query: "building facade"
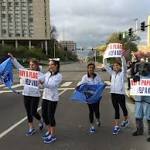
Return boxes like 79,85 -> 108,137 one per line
0,0 -> 50,53
59,41 -> 76,52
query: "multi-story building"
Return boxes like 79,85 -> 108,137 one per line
59,41 -> 76,52
0,0 -> 50,53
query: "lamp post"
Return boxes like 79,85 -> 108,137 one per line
53,40 -> 56,58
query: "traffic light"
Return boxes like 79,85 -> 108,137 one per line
119,33 -> 122,40
141,21 -> 145,31
128,28 -> 133,36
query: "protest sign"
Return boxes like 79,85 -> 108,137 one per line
104,43 -> 123,58
130,79 -> 150,96
19,69 -> 39,88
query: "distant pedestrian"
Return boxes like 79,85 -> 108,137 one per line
77,62 -> 104,133
103,56 -> 129,135
127,61 -> 132,90
39,59 -> 62,144
8,53 -> 44,136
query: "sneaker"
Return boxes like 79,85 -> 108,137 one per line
38,122 -> 44,130
112,126 -> 120,135
25,128 -> 36,136
42,131 -> 50,140
96,120 -> 101,127
89,127 -> 96,133
44,136 -> 56,144
121,120 -> 129,128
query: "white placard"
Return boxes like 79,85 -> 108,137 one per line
130,79 -> 150,96
104,43 -> 123,58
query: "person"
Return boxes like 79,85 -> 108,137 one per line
39,59 -> 62,144
77,62 -> 104,133
132,63 -> 150,142
103,56 -> 129,135
8,53 -> 44,136
127,61 -> 132,90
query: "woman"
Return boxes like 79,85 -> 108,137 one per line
8,53 -> 43,136
78,62 -> 104,133
103,56 -> 129,135
132,63 -> 150,142
39,59 -> 62,144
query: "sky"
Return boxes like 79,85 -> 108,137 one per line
50,0 -> 150,48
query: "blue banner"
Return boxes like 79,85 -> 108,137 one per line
71,83 -> 106,104
0,58 -> 13,89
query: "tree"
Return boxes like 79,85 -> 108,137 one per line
107,32 -> 140,52
105,32 -> 140,61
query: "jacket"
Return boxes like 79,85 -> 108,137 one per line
40,72 -> 62,101
11,58 -> 43,97
103,57 -> 127,95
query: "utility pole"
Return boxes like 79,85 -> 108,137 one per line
134,18 -> 138,34
54,40 -> 56,58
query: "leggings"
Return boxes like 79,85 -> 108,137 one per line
24,96 -> 41,123
42,99 -> 58,127
111,93 -> 128,119
87,101 -> 100,124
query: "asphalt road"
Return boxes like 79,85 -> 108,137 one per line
0,62 -> 149,150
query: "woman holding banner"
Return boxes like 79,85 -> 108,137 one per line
39,59 -> 62,144
132,63 -> 150,142
8,53 -> 44,136
103,55 -> 129,135
77,62 -> 104,133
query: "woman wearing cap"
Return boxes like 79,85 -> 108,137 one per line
39,59 -> 62,144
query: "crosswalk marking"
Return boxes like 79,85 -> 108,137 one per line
0,81 -> 111,94
4,84 -> 22,89
0,84 -> 5,88
61,82 -> 72,87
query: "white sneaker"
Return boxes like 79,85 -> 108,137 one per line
121,120 -> 129,128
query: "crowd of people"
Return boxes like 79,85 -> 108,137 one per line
2,53 -> 149,144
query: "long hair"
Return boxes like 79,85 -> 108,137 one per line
87,62 -> 96,78
50,60 -> 60,75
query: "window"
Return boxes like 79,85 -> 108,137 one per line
28,17 -> 33,23
2,29 -> 6,34
1,14 -> 6,18
28,0 -> 32,3
2,6 -> 6,11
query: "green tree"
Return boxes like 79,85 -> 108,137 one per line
107,32 -> 140,52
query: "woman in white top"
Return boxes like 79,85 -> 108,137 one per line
39,59 -> 62,144
8,53 -> 43,136
78,62 -> 104,133
103,56 -> 129,135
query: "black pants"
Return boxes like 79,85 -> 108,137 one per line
87,101 -> 100,124
127,77 -> 131,89
24,96 -> 41,123
42,99 -> 58,127
111,93 -> 128,119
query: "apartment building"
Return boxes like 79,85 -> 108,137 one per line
59,41 -> 77,52
0,0 -> 50,53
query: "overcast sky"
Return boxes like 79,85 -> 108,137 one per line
50,0 -> 150,48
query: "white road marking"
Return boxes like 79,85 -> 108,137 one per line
0,89 -> 67,139
4,84 -> 22,89
0,84 -> 5,88
61,82 -> 72,87
0,87 -> 75,94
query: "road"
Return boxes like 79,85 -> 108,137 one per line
0,62 -> 149,150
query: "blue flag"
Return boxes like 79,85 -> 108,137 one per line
71,83 -> 106,104
0,58 -> 13,89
